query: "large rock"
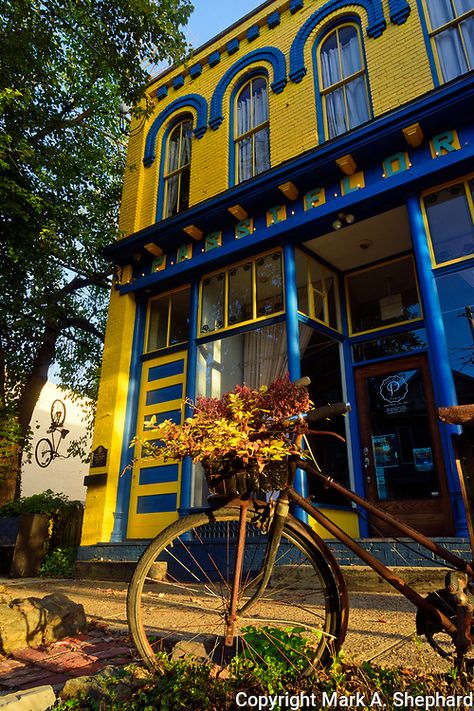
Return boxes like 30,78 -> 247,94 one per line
60,664 -> 151,705
0,685 -> 56,710
0,592 -> 86,654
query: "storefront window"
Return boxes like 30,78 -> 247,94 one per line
295,249 -> 340,330
352,329 -> 428,362
346,256 -> 422,335
199,250 -> 283,335
436,266 -> 474,404
423,178 -> 474,266
146,286 -> 190,352
299,325 -> 350,503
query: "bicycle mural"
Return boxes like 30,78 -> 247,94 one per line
34,399 -> 71,468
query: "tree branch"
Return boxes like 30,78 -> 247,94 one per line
61,316 -> 104,342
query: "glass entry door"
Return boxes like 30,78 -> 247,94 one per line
354,354 -> 453,536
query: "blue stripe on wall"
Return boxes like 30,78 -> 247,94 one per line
146,383 -> 183,406
137,493 -> 177,514
139,465 -> 179,486
144,409 -> 181,426
148,359 -> 185,382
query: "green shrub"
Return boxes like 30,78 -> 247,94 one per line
0,489 -> 71,517
40,547 -> 77,578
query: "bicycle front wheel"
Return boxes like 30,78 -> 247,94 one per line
35,438 -> 53,468
127,505 -> 345,676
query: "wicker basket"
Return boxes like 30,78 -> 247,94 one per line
204,458 -> 288,497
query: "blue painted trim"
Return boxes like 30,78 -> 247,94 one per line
297,313 -> 344,342
143,94 -> 208,168
267,11 -> 281,29
283,243 -> 308,523
247,24 -> 260,42
338,275 -> 369,536
388,0 -> 410,24
290,0 -> 304,12
156,86 -> 168,100
180,279 -> 199,514
228,68 -> 270,188
189,63 -> 202,79
227,38 -> 240,55
110,299 -> 147,543
146,383 -> 183,406
351,346 -> 428,367
208,50 -> 221,67
209,47 -> 287,130
290,0 -> 386,83
349,319 -> 426,344
414,0 -> 440,87
148,359 -> 185,381
139,465 -> 179,486
311,14 -> 373,145
173,75 -> 185,90
137,493 -> 177,514
144,409 -> 181,426
433,255 -> 474,277
407,195 -> 466,537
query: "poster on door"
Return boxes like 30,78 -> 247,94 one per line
372,434 -> 399,467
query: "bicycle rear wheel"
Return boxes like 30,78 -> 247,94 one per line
127,504 -> 346,677
35,438 -> 53,468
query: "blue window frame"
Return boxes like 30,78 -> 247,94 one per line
422,0 -> 474,83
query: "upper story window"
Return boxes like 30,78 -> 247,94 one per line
163,117 -> 193,218
295,249 -> 341,331
423,175 -> 474,266
199,250 -> 283,335
235,76 -> 270,184
146,286 -> 190,352
319,23 -> 371,139
424,0 -> 474,83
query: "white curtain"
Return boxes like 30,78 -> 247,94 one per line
237,79 -> 269,181
427,0 -> 473,81
164,131 -> 181,216
243,324 -> 287,389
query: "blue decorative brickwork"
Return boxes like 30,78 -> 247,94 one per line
156,86 -> 168,100
290,0 -> 304,13
268,11 -> 281,29
173,74 -> 185,90
289,0 -> 387,83
143,94 -> 208,167
209,48 -> 287,130
388,0 -> 411,25
247,24 -> 260,42
189,63 -> 202,79
208,50 -> 221,67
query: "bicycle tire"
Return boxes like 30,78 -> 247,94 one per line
127,504 -> 346,676
35,438 -> 53,468
50,399 -> 66,427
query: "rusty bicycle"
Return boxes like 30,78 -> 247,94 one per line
127,381 -> 474,677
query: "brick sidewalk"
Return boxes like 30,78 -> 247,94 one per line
0,625 -> 134,694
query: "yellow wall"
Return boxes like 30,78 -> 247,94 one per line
81,266 -> 136,545
118,0 -> 434,237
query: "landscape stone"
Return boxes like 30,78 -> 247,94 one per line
0,685 -> 56,710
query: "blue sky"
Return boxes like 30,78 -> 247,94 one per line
184,1 -> 262,49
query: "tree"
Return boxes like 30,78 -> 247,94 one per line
0,0 -> 192,503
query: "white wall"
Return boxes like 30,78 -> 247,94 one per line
22,382 -> 91,502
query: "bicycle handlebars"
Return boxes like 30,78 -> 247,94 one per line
306,402 -> 351,422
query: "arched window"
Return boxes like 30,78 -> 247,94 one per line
319,24 -> 371,139
235,76 -> 270,184
163,117 -> 193,218
424,0 -> 474,83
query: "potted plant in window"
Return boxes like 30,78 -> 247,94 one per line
139,374 -> 312,497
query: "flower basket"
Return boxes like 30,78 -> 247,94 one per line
204,458 -> 289,497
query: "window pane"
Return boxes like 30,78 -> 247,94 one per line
254,127 -> 270,176
352,329 -> 428,362
339,25 -> 361,77
320,31 -> 340,87
169,288 -> 190,345
347,257 -> 421,334
237,136 -> 253,182
164,174 -> 179,217
436,267 -> 474,404
346,75 -> 370,130
228,262 -> 252,325
435,27 -> 469,81
147,296 -> 168,351
237,83 -> 251,137
180,121 -> 193,166
167,125 -> 181,173
295,250 -> 309,314
461,16 -> 474,68
201,273 -> 225,332
252,77 -> 268,126
426,0 -> 454,29
178,165 -> 190,212
425,184 -> 474,263
325,87 -> 347,138
255,252 -> 283,317
455,0 -> 474,15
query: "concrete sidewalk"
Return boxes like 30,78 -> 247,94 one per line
0,569 -> 454,694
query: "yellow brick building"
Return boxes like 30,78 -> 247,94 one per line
79,0 -> 474,566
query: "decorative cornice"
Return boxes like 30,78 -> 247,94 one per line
388,0 -> 411,25
289,0 -> 386,83
209,47 -> 287,130
143,94 -> 208,167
